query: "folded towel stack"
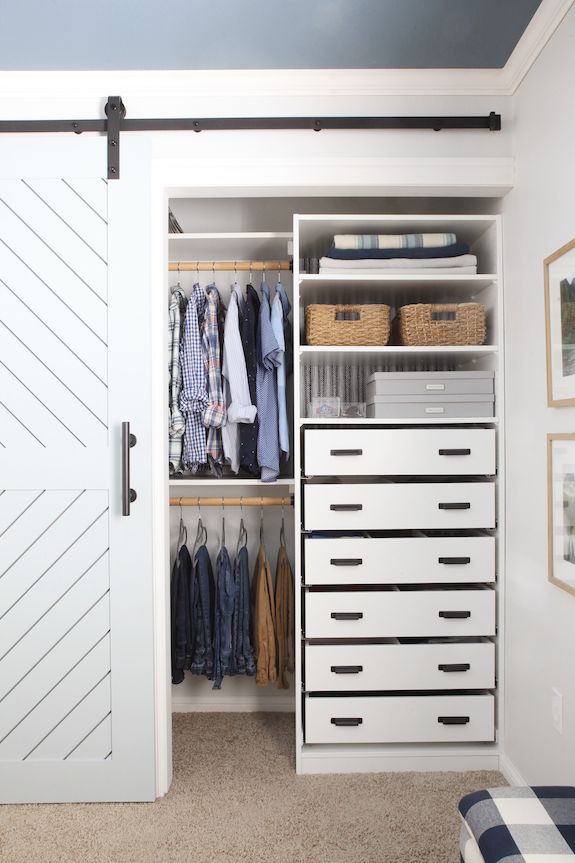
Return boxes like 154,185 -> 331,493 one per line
319,232 -> 477,275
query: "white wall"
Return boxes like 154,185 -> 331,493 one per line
503,4 -> 575,784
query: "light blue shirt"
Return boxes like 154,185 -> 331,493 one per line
271,284 -> 289,460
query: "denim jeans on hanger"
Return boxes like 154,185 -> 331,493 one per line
213,545 -> 236,689
190,544 -> 215,678
236,545 -> 255,676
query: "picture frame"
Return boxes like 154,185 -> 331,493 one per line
544,237 -> 575,405
547,433 -> 575,597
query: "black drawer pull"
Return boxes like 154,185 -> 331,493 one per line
330,558 -> 363,566
330,448 -> 363,456
331,717 -> 363,727
438,448 -> 471,456
438,556 -> 471,565
438,502 -> 471,510
331,612 -> 363,621
439,610 -> 471,619
438,663 -> 471,672
331,665 -> 363,674
330,504 -> 363,512
438,716 -> 470,725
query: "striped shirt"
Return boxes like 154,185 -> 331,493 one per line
180,283 -> 207,470
168,287 -> 186,473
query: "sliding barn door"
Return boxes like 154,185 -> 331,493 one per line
0,137 -> 156,802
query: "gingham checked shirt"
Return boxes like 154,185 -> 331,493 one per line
202,285 -> 226,469
168,287 -> 186,473
180,283 -> 208,470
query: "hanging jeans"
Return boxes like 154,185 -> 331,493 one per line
190,545 -> 215,678
232,545 -> 256,676
212,545 -> 236,689
275,544 -> 294,690
170,544 -> 194,684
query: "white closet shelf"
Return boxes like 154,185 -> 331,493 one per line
299,274 -> 497,287
299,345 -> 497,362
169,477 -> 295,487
168,232 -> 293,262
299,417 -> 499,426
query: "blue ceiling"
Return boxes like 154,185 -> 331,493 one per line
0,0 -> 543,70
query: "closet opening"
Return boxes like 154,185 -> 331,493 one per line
161,192 -> 503,784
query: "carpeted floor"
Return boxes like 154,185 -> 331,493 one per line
0,712 -> 505,863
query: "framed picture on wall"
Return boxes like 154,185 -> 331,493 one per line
548,433 -> 575,597
545,238 -> 575,405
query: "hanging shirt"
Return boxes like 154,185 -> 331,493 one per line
168,287 -> 186,474
180,284 -> 208,471
170,543 -> 194,685
274,541 -> 294,690
232,544 -> 256,676
222,286 -> 257,474
190,544 -> 215,679
202,285 -> 226,472
213,543 -> 236,689
270,284 -> 290,461
251,541 -> 277,686
239,284 -> 261,476
256,282 -> 281,483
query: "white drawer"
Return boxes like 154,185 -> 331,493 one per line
304,589 -> 495,638
304,535 -> 495,585
305,694 -> 495,744
304,428 -> 495,476
305,641 -> 495,691
303,482 -> 495,530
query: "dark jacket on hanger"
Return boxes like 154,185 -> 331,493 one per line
232,545 -> 256,676
251,541 -> 277,686
239,284 -> 260,475
170,544 -> 194,685
190,544 -> 215,679
275,543 -> 294,690
212,544 -> 236,689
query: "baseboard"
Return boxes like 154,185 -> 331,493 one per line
299,745 -> 501,775
172,696 -> 295,713
499,752 -> 528,786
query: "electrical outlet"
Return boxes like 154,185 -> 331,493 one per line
552,688 -> 564,734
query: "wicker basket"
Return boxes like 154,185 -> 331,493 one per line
306,304 -> 390,346
397,303 -> 486,347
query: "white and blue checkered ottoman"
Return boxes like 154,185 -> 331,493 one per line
459,786 -> 575,862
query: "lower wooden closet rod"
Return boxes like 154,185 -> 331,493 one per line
169,496 -> 293,507
168,261 -> 291,272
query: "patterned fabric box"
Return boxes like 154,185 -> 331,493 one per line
459,786 -> 575,862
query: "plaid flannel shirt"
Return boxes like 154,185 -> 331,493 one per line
168,287 -> 186,473
180,283 -> 208,470
202,285 -> 226,468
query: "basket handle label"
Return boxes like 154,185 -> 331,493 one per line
431,310 -> 457,321
335,310 -> 360,321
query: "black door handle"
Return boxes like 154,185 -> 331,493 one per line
330,504 -> 363,511
330,449 -> 363,456
438,716 -> 470,725
438,502 -> 471,510
330,558 -> 363,566
331,665 -> 363,674
121,421 -> 137,516
438,448 -> 471,456
438,663 -> 471,672
331,612 -> 363,621
439,610 -> 471,619
438,557 -> 471,565
331,717 -> 363,727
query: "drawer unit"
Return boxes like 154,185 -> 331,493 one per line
305,641 -> 495,692
305,693 -> 495,744
366,394 -> 495,419
304,589 -> 495,639
367,371 -> 495,398
303,428 -> 496,476
303,482 -> 495,531
304,535 -> 496,585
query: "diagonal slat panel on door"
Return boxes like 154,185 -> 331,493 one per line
0,596 -> 110,743
0,180 -> 107,306
0,634 -> 111,760
61,178 -> 107,226
0,490 -> 44,536
66,713 -> 112,761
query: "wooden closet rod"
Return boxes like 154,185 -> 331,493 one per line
169,496 -> 293,507
168,261 -> 292,272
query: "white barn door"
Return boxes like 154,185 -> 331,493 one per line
0,137 -> 156,802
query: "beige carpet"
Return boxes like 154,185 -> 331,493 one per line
0,712 -> 505,863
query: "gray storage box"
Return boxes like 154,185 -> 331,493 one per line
367,393 -> 495,419
367,371 -> 494,399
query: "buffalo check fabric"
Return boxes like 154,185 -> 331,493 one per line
459,786 -> 575,863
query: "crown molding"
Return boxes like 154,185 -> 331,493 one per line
0,0 -> 572,104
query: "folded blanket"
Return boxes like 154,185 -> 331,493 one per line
334,232 -> 457,250
326,242 -> 470,260
319,254 -> 477,270
319,266 -> 477,276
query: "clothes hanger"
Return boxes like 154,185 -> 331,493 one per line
236,499 -> 248,555
174,498 -> 187,566
280,501 -> 286,549
170,261 -> 182,295
260,501 -> 264,546
192,498 -> 207,559
221,496 -> 226,548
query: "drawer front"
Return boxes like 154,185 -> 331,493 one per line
303,482 -> 495,531
305,641 -> 495,691
367,378 -> 494,397
304,428 -> 495,476
304,536 -> 496,585
305,694 -> 495,744
305,589 -> 495,638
